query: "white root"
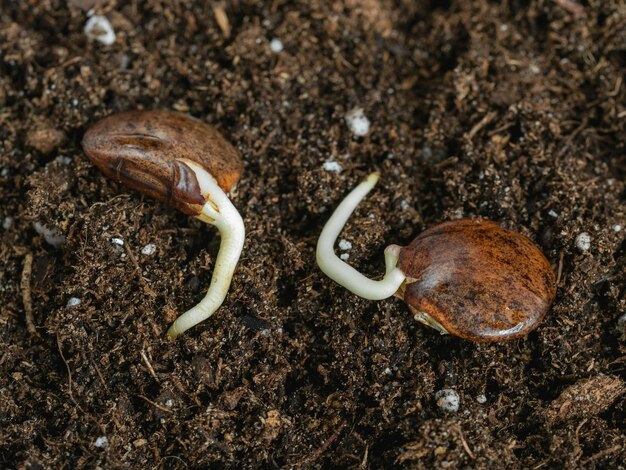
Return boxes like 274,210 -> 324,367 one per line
316,173 -> 405,300
166,160 -> 245,339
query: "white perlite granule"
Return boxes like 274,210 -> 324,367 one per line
575,232 -> 591,251
345,108 -> 370,137
435,389 -> 460,412
322,161 -> 342,173
84,15 -> 116,46
111,237 -> 124,246
269,38 -> 284,53
141,243 -> 157,256
94,436 -> 108,448
338,239 -> 352,251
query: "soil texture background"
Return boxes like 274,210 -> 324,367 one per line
1,0 -> 625,468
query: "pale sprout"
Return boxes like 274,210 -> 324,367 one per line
166,161 -> 245,339
316,173 -> 405,300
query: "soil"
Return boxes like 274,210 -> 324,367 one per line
1,0 -> 625,468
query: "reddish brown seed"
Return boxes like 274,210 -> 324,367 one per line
397,219 -> 556,342
81,109 -> 243,217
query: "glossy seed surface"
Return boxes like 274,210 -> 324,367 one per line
398,219 -> 556,342
82,109 -> 242,216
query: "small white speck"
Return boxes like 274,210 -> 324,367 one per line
529,64 -> 540,74
499,24 -> 509,32
400,200 -> 410,211
165,399 -> 173,407
276,327 -> 284,334
345,108 -> 370,137
67,297 -> 81,307
111,237 -> 124,246
575,232 -> 591,251
72,98 -> 79,107
141,243 -> 157,255
2,217 -> 13,230
269,38 -> 284,53
548,210 -> 559,218
94,436 -> 108,448
476,394 -> 487,404
613,224 -> 622,233
340,253 -> 350,261
323,161 -> 342,173
618,314 -> 626,329
383,367 -> 391,375
435,389 -> 460,412
338,239 -> 352,251
84,15 -> 116,46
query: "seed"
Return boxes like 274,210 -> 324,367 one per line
82,109 -> 245,339
317,173 -> 556,342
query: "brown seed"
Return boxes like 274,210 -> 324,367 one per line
397,219 -> 556,342
81,109 -> 242,217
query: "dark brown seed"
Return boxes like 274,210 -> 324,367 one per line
397,219 -> 556,342
82,109 -> 242,217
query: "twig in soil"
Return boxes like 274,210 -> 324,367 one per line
573,418 -> 588,459
123,241 -> 157,297
466,112 -> 497,141
91,360 -> 109,392
552,0 -> 585,17
20,252 -> 37,336
607,76 -> 622,97
360,444 -> 369,469
140,350 -> 160,383
581,445 -> 622,465
56,335 -> 74,401
293,421 -> 346,466
556,252 -> 564,286
138,394 -> 173,413
608,356 -> 626,366
455,424 -> 475,459
212,3 -> 231,38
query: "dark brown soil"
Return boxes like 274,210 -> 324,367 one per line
1,1 -> 625,468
